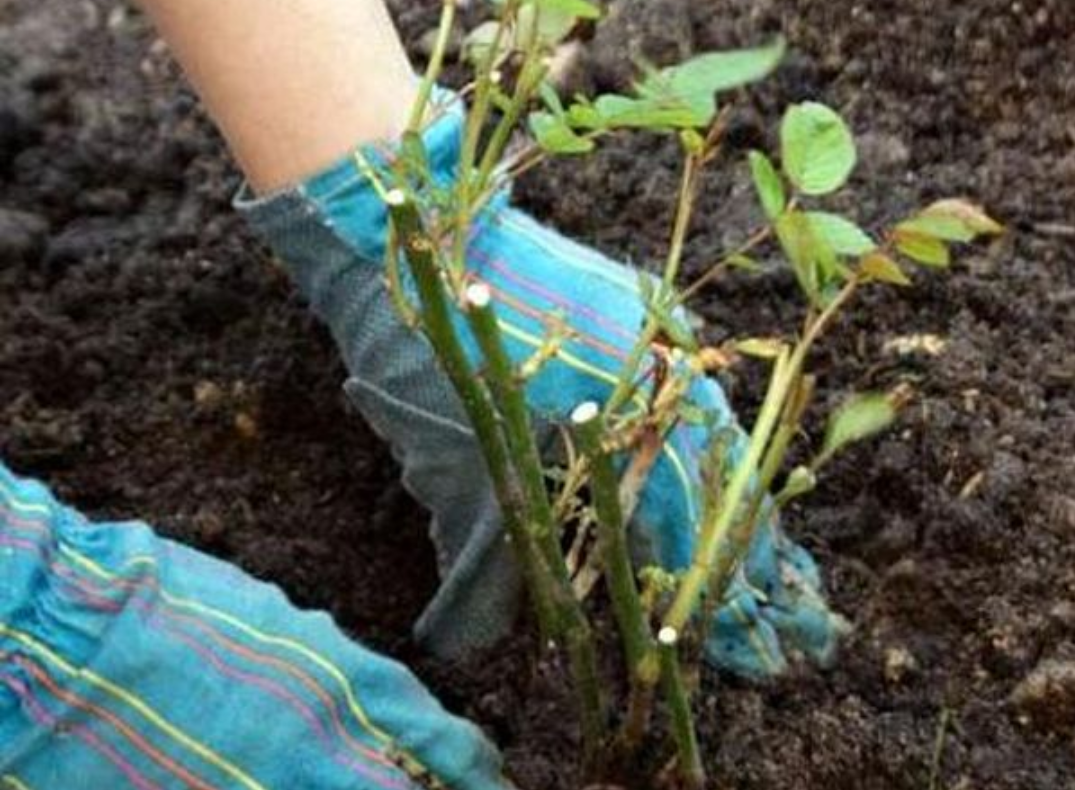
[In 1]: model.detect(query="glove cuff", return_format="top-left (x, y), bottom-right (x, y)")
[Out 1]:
top-left (234, 88), bottom-right (466, 265)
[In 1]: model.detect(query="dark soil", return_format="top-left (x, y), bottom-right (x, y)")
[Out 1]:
top-left (2, 0), bottom-right (1073, 788)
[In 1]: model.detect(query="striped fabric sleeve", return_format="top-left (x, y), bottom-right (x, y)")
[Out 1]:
top-left (0, 461), bottom-right (511, 790)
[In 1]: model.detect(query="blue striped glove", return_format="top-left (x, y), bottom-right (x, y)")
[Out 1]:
top-left (0, 461), bottom-right (511, 790)
top-left (237, 91), bottom-right (846, 677)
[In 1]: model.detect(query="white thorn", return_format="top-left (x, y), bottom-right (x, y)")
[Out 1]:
top-left (385, 188), bottom-right (407, 207)
top-left (570, 401), bottom-right (600, 425)
top-left (490, 69), bottom-right (503, 85)
top-left (465, 282), bottom-right (492, 308)
top-left (658, 626), bottom-right (679, 647)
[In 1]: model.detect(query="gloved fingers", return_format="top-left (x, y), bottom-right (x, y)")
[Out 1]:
top-left (697, 519), bottom-right (846, 676)
top-left (703, 588), bottom-right (789, 678)
top-left (0, 462), bottom-right (511, 790)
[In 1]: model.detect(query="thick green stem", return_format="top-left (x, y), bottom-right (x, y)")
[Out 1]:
top-left (658, 630), bottom-right (704, 790)
top-left (571, 402), bottom-right (653, 673)
top-left (573, 403), bottom-right (659, 751)
top-left (464, 284), bottom-right (568, 578)
top-left (464, 283), bottom-right (608, 758)
top-left (385, 191), bottom-right (558, 634)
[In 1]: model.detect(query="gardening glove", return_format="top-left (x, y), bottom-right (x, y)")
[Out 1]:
top-left (0, 460), bottom-right (511, 790)
top-left (236, 90), bottom-right (847, 678)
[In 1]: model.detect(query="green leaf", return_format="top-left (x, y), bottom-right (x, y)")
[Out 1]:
top-left (860, 252), bottom-right (911, 286)
top-left (517, 3), bottom-right (579, 46)
top-left (592, 93), bottom-right (699, 129)
top-left (897, 214), bottom-right (975, 243)
top-left (735, 337), bottom-right (787, 359)
top-left (903, 199), bottom-right (1004, 243)
top-left (748, 151), bottom-right (786, 220)
top-left (642, 39), bottom-right (786, 127)
top-left (463, 21), bottom-right (509, 66)
top-left (528, 111), bottom-right (595, 154)
top-left (895, 230), bottom-right (950, 267)
top-left (819, 392), bottom-right (899, 464)
top-left (806, 212), bottom-right (876, 256)
top-left (539, 81), bottom-right (566, 116)
top-left (533, 0), bottom-right (601, 20)
top-left (781, 102), bottom-right (857, 195)
top-left (776, 210), bottom-right (842, 303)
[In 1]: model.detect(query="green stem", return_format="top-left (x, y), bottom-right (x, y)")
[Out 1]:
top-left (385, 191), bottom-right (558, 635)
top-left (659, 633), bottom-right (704, 790)
top-left (707, 374), bottom-right (811, 604)
top-left (463, 284), bottom-right (564, 576)
top-left (571, 402), bottom-right (654, 672)
top-left (605, 154), bottom-right (700, 418)
top-left (664, 347), bottom-right (793, 631)
top-left (464, 283), bottom-right (608, 758)
top-left (453, 0), bottom-right (521, 272)
top-left (474, 0), bottom-right (547, 191)
top-left (407, 0), bottom-right (456, 133)
top-left (665, 276), bottom-right (861, 631)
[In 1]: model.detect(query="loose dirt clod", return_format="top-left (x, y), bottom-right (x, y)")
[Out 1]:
top-left (1010, 656), bottom-right (1075, 734)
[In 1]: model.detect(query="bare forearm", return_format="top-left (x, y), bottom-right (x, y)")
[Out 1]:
top-left (137, 0), bottom-right (418, 192)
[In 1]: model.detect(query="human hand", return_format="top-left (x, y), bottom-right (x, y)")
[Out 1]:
top-left (0, 462), bottom-right (512, 790)
top-left (238, 93), bottom-right (845, 677)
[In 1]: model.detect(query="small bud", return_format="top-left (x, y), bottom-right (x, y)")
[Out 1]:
top-left (385, 189), bottom-right (407, 207)
top-left (658, 626), bottom-right (679, 647)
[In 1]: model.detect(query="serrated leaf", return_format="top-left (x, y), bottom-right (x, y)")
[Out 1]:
top-left (806, 211), bottom-right (877, 256)
top-left (748, 150), bottom-right (786, 220)
top-left (529, 111), bottom-right (595, 154)
top-left (781, 102), bottom-right (857, 195)
top-left (860, 252), bottom-right (911, 286)
top-left (895, 230), bottom-right (950, 267)
top-left (819, 392), bottom-right (899, 463)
